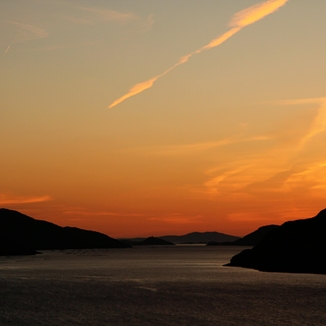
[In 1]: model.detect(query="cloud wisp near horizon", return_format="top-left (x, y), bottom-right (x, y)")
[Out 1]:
top-left (0, 193), bottom-right (52, 205)
top-left (3, 0), bottom-right (326, 237)
top-left (277, 97), bottom-right (326, 148)
top-left (2, 21), bottom-right (49, 44)
top-left (201, 96), bottom-right (326, 202)
top-left (108, 0), bottom-right (289, 109)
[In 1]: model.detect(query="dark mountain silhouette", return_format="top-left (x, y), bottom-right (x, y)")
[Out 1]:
top-left (122, 232), bottom-right (239, 245)
top-left (231, 225), bottom-right (279, 246)
top-left (0, 234), bottom-right (38, 256)
top-left (123, 232), bottom-right (238, 244)
top-left (0, 208), bottom-right (130, 255)
top-left (226, 209), bottom-right (326, 274)
top-left (161, 232), bottom-right (239, 244)
top-left (134, 236), bottom-right (175, 246)
top-left (207, 225), bottom-right (278, 246)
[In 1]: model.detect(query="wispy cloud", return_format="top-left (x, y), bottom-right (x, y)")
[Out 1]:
top-left (4, 45), bottom-right (10, 53)
top-left (120, 14), bottom-right (155, 35)
top-left (0, 193), bottom-right (52, 205)
top-left (123, 135), bottom-right (271, 157)
top-left (154, 136), bottom-right (271, 156)
top-left (204, 165), bottom-right (253, 196)
top-left (26, 41), bottom-right (99, 52)
top-left (61, 6), bottom-right (154, 36)
top-left (62, 5), bottom-right (151, 26)
top-left (63, 209), bottom-right (147, 217)
top-left (147, 213), bottom-right (202, 225)
top-left (132, 14), bottom-right (154, 33)
top-left (4, 21), bottom-right (49, 44)
top-left (277, 97), bottom-right (326, 147)
top-left (201, 96), bottom-right (326, 199)
top-left (229, 0), bottom-right (288, 28)
top-left (74, 6), bottom-right (137, 24)
top-left (108, 0), bottom-right (289, 109)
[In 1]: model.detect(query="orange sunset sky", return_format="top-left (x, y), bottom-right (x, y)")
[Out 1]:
top-left (1, 0), bottom-right (326, 238)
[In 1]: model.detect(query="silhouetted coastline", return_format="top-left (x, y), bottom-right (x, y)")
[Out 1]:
top-left (0, 208), bottom-right (130, 256)
top-left (0, 234), bottom-right (39, 256)
top-left (226, 209), bottom-right (326, 274)
top-left (207, 224), bottom-right (279, 246)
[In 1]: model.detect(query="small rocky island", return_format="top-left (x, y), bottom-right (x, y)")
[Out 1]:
top-left (226, 209), bottom-right (326, 274)
top-left (0, 208), bottom-right (131, 256)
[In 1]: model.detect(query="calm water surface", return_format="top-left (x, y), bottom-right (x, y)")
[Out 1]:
top-left (1, 246), bottom-right (325, 325)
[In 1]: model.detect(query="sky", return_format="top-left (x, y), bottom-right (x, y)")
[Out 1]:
top-left (1, 0), bottom-right (326, 238)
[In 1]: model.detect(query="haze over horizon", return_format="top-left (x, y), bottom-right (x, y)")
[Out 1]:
top-left (2, 0), bottom-right (326, 238)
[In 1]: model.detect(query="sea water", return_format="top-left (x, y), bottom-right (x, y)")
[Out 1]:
top-left (0, 246), bottom-right (325, 325)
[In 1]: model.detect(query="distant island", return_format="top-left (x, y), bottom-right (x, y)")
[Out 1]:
top-left (133, 236), bottom-right (175, 246)
top-left (0, 208), bottom-right (130, 256)
top-left (226, 209), bottom-right (326, 274)
top-left (123, 231), bottom-right (239, 245)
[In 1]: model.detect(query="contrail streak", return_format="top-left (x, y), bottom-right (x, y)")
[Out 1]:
top-left (109, 0), bottom-right (289, 109)
top-left (5, 45), bottom-right (10, 54)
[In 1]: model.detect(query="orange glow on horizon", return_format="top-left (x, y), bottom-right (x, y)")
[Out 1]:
top-left (3, 0), bottom-right (326, 240)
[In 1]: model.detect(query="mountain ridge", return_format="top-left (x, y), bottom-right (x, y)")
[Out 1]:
top-left (123, 231), bottom-right (239, 244)
top-left (0, 208), bottom-right (130, 255)
top-left (226, 209), bottom-right (326, 274)
top-left (133, 236), bottom-right (175, 246)
top-left (229, 225), bottom-right (279, 246)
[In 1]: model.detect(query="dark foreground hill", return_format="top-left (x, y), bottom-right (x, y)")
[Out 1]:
top-left (134, 236), bottom-right (175, 246)
top-left (207, 224), bottom-right (278, 246)
top-left (226, 209), bottom-right (326, 274)
top-left (0, 208), bottom-right (130, 255)
top-left (230, 225), bottom-right (279, 246)
top-left (0, 234), bottom-right (38, 256)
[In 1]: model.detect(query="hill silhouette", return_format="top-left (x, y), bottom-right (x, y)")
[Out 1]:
top-left (122, 232), bottom-right (238, 245)
top-left (134, 236), bottom-right (175, 246)
top-left (0, 234), bottom-right (38, 256)
top-left (230, 225), bottom-right (279, 246)
top-left (207, 225), bottom-right (278, 246)
top-left (161, 232), bottom-right (239, 244)
top-left (226, 209), bottom-right (326, 274)
top-left (0, 208), bottom-right (130, 255)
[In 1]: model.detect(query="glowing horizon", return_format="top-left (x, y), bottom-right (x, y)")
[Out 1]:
top-left (2, 0), bottom-right (326, 238)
